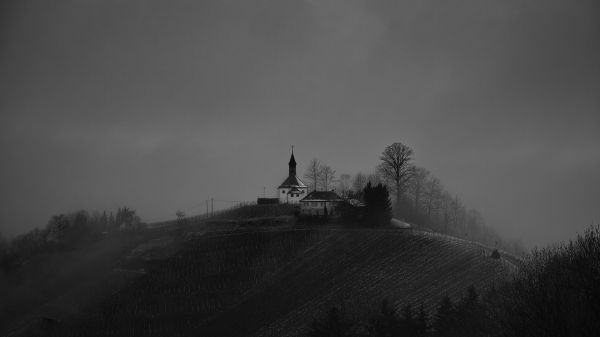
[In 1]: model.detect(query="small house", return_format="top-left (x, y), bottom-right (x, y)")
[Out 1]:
top-left (299, 191), bottom-right (344, 216)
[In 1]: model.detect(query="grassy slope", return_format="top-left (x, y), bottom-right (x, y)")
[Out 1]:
top-left (47, 226), bottom-right (511, 337)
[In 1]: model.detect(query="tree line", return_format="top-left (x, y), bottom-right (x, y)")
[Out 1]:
top-left (302, 142), bottom-right (521, 254)
top-left (309, 286), bottom-right (484, 337)
top-left (0, 207), bottom-right (143, 272)
top-left (309, 225), bottom-right (600, 337)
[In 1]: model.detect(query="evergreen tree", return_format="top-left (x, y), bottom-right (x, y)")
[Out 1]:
top-left (400, 303), bottom-right (420, 336)
top-left (370, 300), bottom-right (402, 337)
top-left (454, 286), bottom-right (489, 336)
top-left (416, 302), bottom-right (429, 337)
top-left (108, 211), bottom-right (115, 229)
top-left (308, 307), bottom-right (348, 337)
top-left (100, 211), bottom-right (108, 230)
top-left (433, 295), bottom-right (456, 336)
top-left (363, 183), bottom-right (392, 226)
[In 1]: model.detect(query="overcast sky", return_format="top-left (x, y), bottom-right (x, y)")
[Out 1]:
top-left (1, 0), bottom-right (598, 247)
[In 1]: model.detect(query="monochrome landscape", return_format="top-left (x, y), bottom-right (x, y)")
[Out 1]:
top-left (1, 1), bottom-right (599, 336)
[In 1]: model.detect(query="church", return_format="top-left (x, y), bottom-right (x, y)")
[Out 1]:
top-left (277, 150), bottom-right (308, 203)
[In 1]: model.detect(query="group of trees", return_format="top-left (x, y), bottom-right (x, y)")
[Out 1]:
top-left (362, 183), bottom-right (392, 227)
top-left (376, 143), bottom-right (513, 251)
top-left (309, 286), bottom-right (486, 337)
top-left (304, 142), bottom-right (515, 252)
top-left (309, 225), bottom-right (600, 337)
top-left (0, 207), bottom-right (143, 272)
top-left (303, 159), bottom-right (339, 193)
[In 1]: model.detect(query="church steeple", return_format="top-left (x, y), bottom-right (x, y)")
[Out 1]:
top-left (288, 147), bottom-right (297, 177)
top-left (277, 146), bottom-right (307, 204)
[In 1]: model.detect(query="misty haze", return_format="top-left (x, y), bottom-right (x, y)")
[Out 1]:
top-left (1, 1), bottom-right (599, 336)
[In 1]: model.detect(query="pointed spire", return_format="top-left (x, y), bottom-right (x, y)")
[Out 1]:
top-left (289, 148), bottom-right (296, 166)
top-left (288, 147), bottom-right (297, 176)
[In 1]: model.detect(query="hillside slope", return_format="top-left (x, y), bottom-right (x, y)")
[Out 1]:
top-left (37, 227), bottom-right (512, 337)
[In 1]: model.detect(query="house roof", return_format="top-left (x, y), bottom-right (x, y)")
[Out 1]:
top-left (300, 191), bottom-right (343, 202)
top-left (278, 175), bottom-right (307, 188)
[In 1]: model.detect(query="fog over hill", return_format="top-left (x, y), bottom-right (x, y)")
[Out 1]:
top-left (5, 226), bottom-right (511, 337)
top-left (1, 0), bottom-right (599, 247)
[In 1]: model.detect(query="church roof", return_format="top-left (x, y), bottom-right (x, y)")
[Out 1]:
top-left (300, 191), bottom-right (343, 202)
top-left (288, 152), bottom-right (296, 166)
top-left (278, 175), bottom-right (307, 188)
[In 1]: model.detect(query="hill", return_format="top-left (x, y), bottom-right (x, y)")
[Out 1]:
top-left (27, 224), bottom-right (513, 337)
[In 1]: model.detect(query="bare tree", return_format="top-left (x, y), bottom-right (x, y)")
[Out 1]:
top-left (303, 158), bottom-right (322, 192)
top-left (367, 172), bottom-right (382, 186)
top-left (378, 143), bottom-right (414, 206)
top-left (408, 167), bottom-right (430, 213)
top-left (440, 191), bottom-right (453, 232)
top-left (319, 165), bottom-right (337, 191)
top-left (450, 195), bottom-right (466, 233)
top-left (424, 176), bottom-right (442, 218)
top-left (466, 209), bottom-right (484, 241)
top-left (352, 172), bottom-right (368, 192)
top-left (338, 173), bottom-right (351, 197)
top-left (47, 214), bottom-right (69, 241)
top-left (176, 210), bottom-right (186, 229)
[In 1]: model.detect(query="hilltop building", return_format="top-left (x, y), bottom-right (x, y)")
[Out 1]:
top-left (277, 150), bottom-right (308, 203)
top-left (299, 191), bottom-right (344, 216)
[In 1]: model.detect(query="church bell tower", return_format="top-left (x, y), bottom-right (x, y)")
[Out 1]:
top-left (288, 149), bottom-right (297, 177)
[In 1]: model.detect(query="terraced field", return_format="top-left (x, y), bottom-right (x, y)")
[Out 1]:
top-left (42, 227), bottom-right (512, 337)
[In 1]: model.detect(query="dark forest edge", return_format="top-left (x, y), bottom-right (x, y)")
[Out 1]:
top-left (308, 225), bottom-right (600, 337)
top-left (0, 207), bottom-right (144, 272)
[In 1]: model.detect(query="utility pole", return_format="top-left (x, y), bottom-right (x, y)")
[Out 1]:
top-left (263, 186), bottom-right (266, 198)
top-left (206, 200), bottom-right (208, 218)
top-left (211, 198), bottom-right (214, 217)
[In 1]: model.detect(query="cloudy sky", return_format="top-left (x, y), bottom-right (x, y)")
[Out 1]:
top-left (1, 0), bottom-right (598, 247)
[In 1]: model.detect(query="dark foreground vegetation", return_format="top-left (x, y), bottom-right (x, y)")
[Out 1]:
top-left (5, 226), bottom-right (508, 337)
top-left (309, 225), bottom-right (600, 337)
top-left (4, 201), bottom-right (596, 337)
top-left (4, 198), bottom-right (594, 337)
top-left (0, 209), bottom-right (157, 335)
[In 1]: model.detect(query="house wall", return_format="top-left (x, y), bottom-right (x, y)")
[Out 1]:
top-left (278, 187), bottom-right (307, 204)
top-left (299, 201), bottom-right (341, 216)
